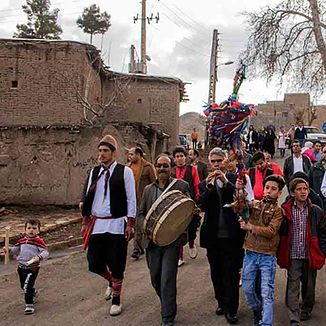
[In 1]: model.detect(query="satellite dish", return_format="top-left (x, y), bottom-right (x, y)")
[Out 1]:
top-left (145, 55), bottom-right (151, 61)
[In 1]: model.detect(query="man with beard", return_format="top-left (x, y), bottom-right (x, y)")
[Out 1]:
top-left (139, 154), bottom-right (190, 326)
top-left (188, 148), bottom-right (208, 182)
top-left (80, 134), bottom-right (136, 317)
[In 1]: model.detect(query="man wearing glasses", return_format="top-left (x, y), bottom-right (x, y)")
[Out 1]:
top-left (198, 148), bottom-right (244, 324)
top-left (138, 154), bottom-right (190, 326)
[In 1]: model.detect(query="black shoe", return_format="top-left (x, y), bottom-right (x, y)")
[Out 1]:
top-left (131, 250), bottom-right (140, 259)
top-left (300, 311), bottom-right (311, 321)
top-left (253, 310), bottom-right (262, 326)
top-left (225, 313), bottom-right (238, 324)
top-left (216, 306), bottom-right (224, 316)
top-left (161, 321), bottom-right (174, 326)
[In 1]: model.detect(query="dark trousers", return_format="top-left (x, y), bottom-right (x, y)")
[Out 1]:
top-left (87, 232), bottom-right (128, 280)
top-left (280, 148), bottom-right (285, 157)
top-left (286, 259), bottom-right (317, 323)
top-left (249, 143), bottom-right (256, 154)
top-left (206, 239), bottom-right (241, 315)
top-left (146, 242), bottom-right (180, 323)
top-left (192, 140), bottom-right (197, 149)
top-left (188, 214), bottom-right (200, 243)
top-left (133, 215), bottom-right (145, 254)
top-left (18, 266), bottom-right (39, 304)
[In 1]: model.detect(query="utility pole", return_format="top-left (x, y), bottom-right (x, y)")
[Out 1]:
top-left (208, 29), bottom-right (219, 104)
top-left (133, 0), bottom-right (159, 74)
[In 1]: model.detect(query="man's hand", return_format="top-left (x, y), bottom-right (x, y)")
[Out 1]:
top-left (79, 202), bottom-right (84, 212)
top-left (239, 218), bottom-right (253, 231)
top-left (214, 169), bottom-right (228, 184)
top-left (125, 218), bottom-right (135, 241)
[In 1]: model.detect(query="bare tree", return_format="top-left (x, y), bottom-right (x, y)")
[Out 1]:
top-left (243, 0), bottom-right (326, 96)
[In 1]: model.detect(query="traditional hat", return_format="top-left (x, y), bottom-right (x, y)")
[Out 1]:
top-left (98, 134), bottom-right (117, 151)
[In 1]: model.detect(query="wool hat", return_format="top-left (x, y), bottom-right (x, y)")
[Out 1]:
top-left (289, 177), bottom-right (309, 193)
top-left (98, 134), bottom-right (117, 151)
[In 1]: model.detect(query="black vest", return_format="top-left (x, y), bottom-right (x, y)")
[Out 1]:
top-left (82, 164), bottom-right (127, 218)
top-left (172, 165), bottom-right (196, 201)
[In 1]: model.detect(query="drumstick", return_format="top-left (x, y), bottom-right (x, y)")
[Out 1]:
top-left (4, 226), bottom-right (10, 265)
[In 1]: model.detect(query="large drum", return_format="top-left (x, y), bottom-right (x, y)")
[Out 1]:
top-left (143, 190), bottom-right (196, 246)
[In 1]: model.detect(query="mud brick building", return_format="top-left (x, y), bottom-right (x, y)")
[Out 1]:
top-left (0, 39), bottom-right (186, 205)
top-left (252, 93), bottom-right (326, 130)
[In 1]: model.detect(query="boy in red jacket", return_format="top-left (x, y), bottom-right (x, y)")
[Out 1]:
top-left (278, 178), bottom-right (326, 325)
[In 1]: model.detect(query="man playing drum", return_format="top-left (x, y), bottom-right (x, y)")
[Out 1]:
top-left (139, 154), bottom-right (191, 326)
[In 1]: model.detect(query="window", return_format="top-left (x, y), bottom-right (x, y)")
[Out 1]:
top-left (282, 111), bottom-right (288, 118)
top-left (11, 80), bottom-right (18, 88)
top-left (137, 98), bottom-right (142, 104)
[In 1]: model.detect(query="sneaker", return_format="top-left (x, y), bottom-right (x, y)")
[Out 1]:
top-left (253, 310), bottom-right (262, 326)
top-left (104, 284), bottom-right (112, 301)
top-left (178, 259), bottom-right (185, 267)
top-left (33, 290), bottom-right (39, 304)
top-left (110, 304), bottom-right (122, 316)
top-left (188, 245), bottom-right (198, 259)
top-left (24, 304), bottom-right (34, 315)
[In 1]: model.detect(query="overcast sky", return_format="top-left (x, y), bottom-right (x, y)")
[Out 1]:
top-left (0, 0), bottom-right (296, 115)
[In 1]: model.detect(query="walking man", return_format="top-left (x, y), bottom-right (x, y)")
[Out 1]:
top-left (80, 134), bottom-right (136, 316)
top-left (128, 147), bottom-right (156, 260)
top-left (199, 148), bottom-right (245, 324)
top-left (139, 154), bottom-right (190, 326)
top-left (278, 177), bottom-right (326, 325)
top-left (191, 128), bottom-right (199, 149)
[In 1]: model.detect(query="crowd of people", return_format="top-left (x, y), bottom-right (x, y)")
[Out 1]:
top-left (3, 130), bottom-right (326, 326)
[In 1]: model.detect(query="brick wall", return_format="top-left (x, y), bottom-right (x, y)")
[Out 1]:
top-left (0, 39), bottom-right (183, 148)
top-left (0, 126), bottom-right (128, 205)
top-left (0, 40), bottom-right (103, 126)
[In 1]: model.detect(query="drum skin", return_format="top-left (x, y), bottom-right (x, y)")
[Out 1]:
top-left (144, 190), bottom-right (195, 246)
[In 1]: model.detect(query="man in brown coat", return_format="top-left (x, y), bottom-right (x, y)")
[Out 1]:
top-left (128, 147), bottom-right (157, 259)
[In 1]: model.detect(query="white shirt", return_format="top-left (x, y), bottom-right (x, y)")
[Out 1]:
top-left (245, 175), bottom-right (255, 201)
top-left (86, 161), bottom-right (136, 235)
top-left (293, 155), bottom-right (303, 174)
top-left (321, 172), bottom-right (326, 197)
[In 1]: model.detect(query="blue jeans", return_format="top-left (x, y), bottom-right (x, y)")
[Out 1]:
top-left (242, 251), bottom-right (276, 326)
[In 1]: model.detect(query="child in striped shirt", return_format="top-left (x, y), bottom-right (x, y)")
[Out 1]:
top-left (3, 218), bottom-right (49, 315)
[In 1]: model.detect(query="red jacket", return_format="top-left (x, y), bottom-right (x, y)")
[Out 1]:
top-left (277, 198), bottom-right (326, 270)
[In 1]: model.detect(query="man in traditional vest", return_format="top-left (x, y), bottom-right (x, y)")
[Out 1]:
top-left (80, 134), bottom-right (136, 317)
top-left (128, 147), bottom-right (157, 260)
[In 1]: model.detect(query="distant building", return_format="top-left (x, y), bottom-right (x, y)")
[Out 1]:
top-left (252, 93), bottom-right (326, 130)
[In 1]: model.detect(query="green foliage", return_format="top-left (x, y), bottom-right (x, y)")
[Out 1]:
top-left (76, 4), bottom-right (111, 44)
top-left (14, 0), bottom-right (62, 39)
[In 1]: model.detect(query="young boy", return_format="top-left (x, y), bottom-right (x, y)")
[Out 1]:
top-left (278, 178), bottom-right (326, 325)
top-left (3, 218), bottom-right (49, 315)
top-left (239, 174), bottom-right (286, 326)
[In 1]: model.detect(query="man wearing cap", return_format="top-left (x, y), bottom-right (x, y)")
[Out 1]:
top-left (278, 177), bottom-right (326, 325)
top-left (80, 134), bottom-right (136, 317)
top-left (128, 147), bottom-right (157, 260)
top-left (138, 154), bottom-right (190, 326)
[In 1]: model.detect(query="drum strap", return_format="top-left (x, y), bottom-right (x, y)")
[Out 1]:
top-left (161, 178), bottom-right (178, 196)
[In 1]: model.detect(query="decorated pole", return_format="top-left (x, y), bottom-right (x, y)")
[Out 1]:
top-left (4, 226), bottom-right (10, 265)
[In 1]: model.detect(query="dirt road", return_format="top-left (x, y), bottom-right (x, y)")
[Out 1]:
top-left (0, 244), bottom-right (325, 326)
